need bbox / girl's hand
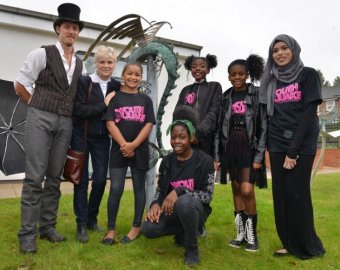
[122,151,135,159]
[253,162,262,170]
[161,190,178,215]
[120,142,135,157]
[283,155,297,170]
[214,161,220,171]
[146,204,162,223]
[104,91,116,106]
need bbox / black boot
[184,247,200,267]
[229,210,246,248]
[77,224,89,243]
[19,238,37,253]
[245,213,259,252]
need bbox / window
[326,100,335,112]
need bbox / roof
[0,4,203,52]
[322,86,340,100]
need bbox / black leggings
[141,194,207,249]
[107,167,146,229]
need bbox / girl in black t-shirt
[174,54,222,157]
[141,106,214,267]
[214,55,267,252]
[102,63,156,245]
[259,34,325,259]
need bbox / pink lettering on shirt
[114,106,146,123]
[170,178,194,190]
[232,100,246,115]
[274,83,302,103]
[185,92,196,105]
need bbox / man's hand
[146,204,162,223]
[161,190,178,215]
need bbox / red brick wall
[265,148,340,169]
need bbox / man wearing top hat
[14,3,84,253]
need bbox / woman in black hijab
[259,34,325,259]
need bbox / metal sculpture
[126,40,180,152]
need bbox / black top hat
[53,3,84,33]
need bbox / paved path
[1,167,339,199]
[0,179,132,199]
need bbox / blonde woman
[71,46,121,243]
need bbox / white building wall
[0,6,202,180]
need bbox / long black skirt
[270,152,325,259]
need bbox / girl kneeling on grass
[141,106,215,267]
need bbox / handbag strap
[83,81,93,151]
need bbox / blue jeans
[71,129,110,226]
[107,167,147,229]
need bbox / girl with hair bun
[175,54,223,158]
[214,54,267,252]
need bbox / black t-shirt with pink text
[103,91,156,169]
[231,90,247,124]
[168,152,196,194]
[268,67,322,154]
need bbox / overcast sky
[1,0,339,89]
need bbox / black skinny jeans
[141,194,207,249]
[107,167,146,229]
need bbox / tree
[332,76,340,88]
[317,69,331,87]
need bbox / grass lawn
[0,173,339,270]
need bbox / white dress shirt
[16,41,77,94]
[90,72,111,97]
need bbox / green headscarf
[166,119,196,138]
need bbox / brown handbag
[63,81,92,185]
[63,149,86,185]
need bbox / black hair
[171,105,197,136]
[184,54,218,71]
[122,62,143,75]
[227,54,264,83]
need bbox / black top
[182,82,200,106]
[152,149,215,215]
[168,154,196,194]
[231,90,247,125]
[102,91,156,169]
[175,80,222,156]
[268,67,322,155]
[73,75,121,135]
